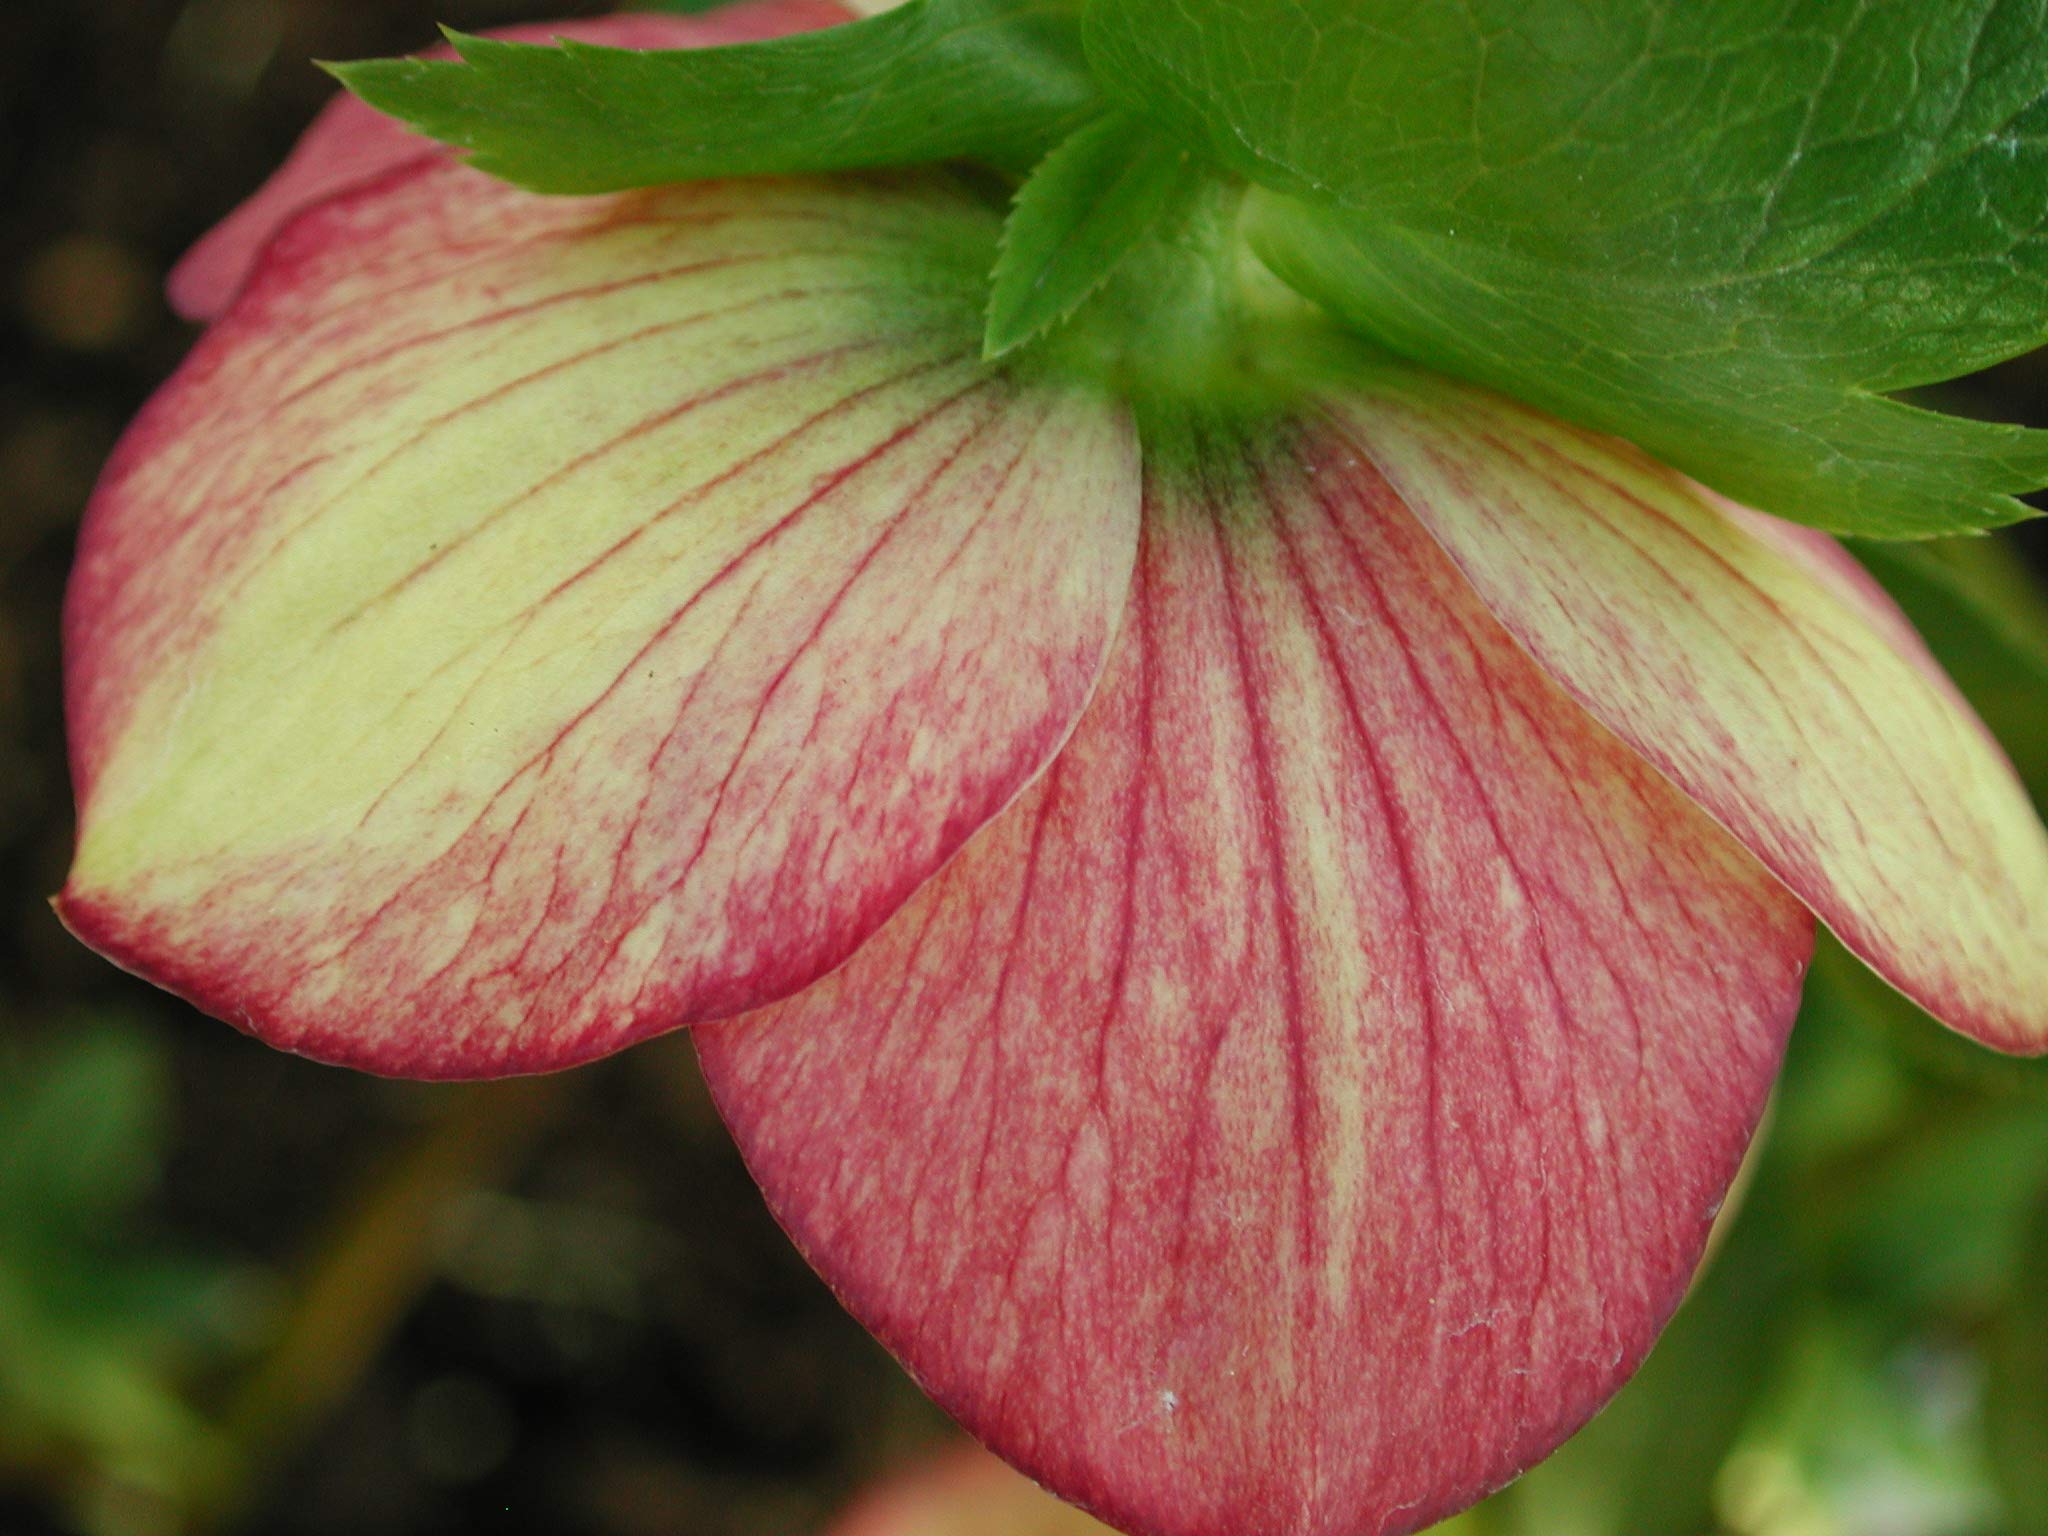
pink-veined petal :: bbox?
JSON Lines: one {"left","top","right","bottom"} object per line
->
{"left": 1328, "top": 373, "right": 2048, "bottom": 1054}
{"left": 828, "top": 1444, "right": 1114, "bottom": 1536}
{"left": 697, "top": 418, "right": 1811, "bottom": 1536}
{"left": 60, "top": 160, "right": 1138, "bottom": 1077}
{"left": 165, "top": 1, "right": 852, "bottom": 322}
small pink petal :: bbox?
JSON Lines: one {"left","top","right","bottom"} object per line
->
{"left": 166, "top": 1, "right": 853, "bottom": 322}
{"left": 62, "top": 161, "right": 1138, "bottom": 1076}
{"left": 828, "top": 1444, "right": 1114, "bottom": 1536}
{"left": 698, "top": 420, "right": 1811, "bottom": 1536}
{"left": 1329, "top": 376, "right": 2048, "bottom": 1054}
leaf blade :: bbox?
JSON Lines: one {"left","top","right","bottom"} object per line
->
{"left": 984, "top": 112, "right": 1202, "bottom": 358}
{"left": 332, "top": 0, "right": 1101, "bottom": 193}
{"left": 1254, "top": 199, "right": 2048, "bottom": 535}
{"left": 1092, "top": 0, "right": 2048, "bottom": 537}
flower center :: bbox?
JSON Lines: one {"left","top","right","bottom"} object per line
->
{"left": 1041, "top": 178, "right": 1349, "bottom": 423}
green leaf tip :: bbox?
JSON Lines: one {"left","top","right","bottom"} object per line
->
{"left": 332, "top": 0, "right": 1102, "bottom": 194}
{"left": 984, "top": 112, "right": 1204, "bottom": 359}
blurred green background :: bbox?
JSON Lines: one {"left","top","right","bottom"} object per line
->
{"left": 2, "top": 4, "right": 2047, "bottom": 1534}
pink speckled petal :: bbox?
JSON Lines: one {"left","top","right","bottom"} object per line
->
{"left": 699, "top": 416, "right": 1810, "bottom": 1536}
{"left": 1330, "top": 373, "right": 2048, "bottom": 1054}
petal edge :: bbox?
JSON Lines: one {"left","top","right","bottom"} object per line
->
{"left": 66, "top": 162, "right": 1139, "bottom": 1076}
{"left": 1331, "top": 375, "right": 2048, "bottom": 1056}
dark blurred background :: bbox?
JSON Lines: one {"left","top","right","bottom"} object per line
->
{"left": 3, "top": 5, "right": 2048, "bottom": 1536}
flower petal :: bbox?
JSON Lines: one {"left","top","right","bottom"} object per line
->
{"left": 165, "top": 1, "right": 851, "bottom": 322}
{"left": 696, "top": 419, "right": 1811, "bottom": 1536}
{"left": 1328, "top": 374, "right": 2048, "bottom": 1054}
{"left": 61, "top": 161, "right": 1139, "bottom": 1077}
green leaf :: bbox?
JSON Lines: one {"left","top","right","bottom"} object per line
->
{"left": 1087, "top": 0, "right": 2048, "bottom": 537}
{"left": 985, "top": 112, "right": 1202, "bottom": 357}
{"left": 332, "top": 0, "right": 1100, "bottom": 193}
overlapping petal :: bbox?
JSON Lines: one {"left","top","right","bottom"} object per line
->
{"left": 1328, "top": 373, "right": 2048, "bottom": 1054}
{"left": 60, "top": 160, "right": 1139, "bottom": 1076}
{"left": 697, "top": 417, "right": 1812, "bottom": 1536}
{"left": 165, "top": 1, "right": 851, "bottom": 322}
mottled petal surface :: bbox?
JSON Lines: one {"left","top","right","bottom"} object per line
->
{"left": 1330, "top": 374, "right": 2048, "bottom": 1053}
{"left": 165, "top": 1, "right": 851, "bottom": 321}
{"left": 698, "top": 419, "right": 1810, "bottom": 1536}
{"left": 62, "top": 161, "right": 1138, "bottom": 1076}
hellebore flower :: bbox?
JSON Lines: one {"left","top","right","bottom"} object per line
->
{"left": 54, "top": 4, "right": 2048, "bottom": 1535}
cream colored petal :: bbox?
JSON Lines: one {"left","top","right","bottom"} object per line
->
{"left": 1330, "top": 373, "right": 2048, "bottom": 1054}
{"left": 63, "top": 162, "right": 1138, "bottom": 1076}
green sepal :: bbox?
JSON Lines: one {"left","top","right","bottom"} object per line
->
{"left": 985, "top": 112, "right": 1204, "bottom": 358}
{"left": 329, "top": 0, "right": 1100, "bottom": 192}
